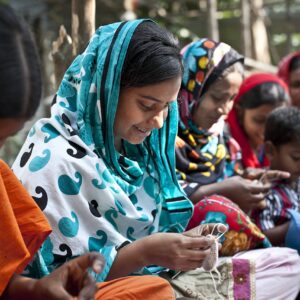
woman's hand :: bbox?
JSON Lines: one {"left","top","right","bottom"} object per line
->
{"left": 243, "top": 167, "right": 290, "bottom": 182}
{"left": 218, "top": 176, "right": 270, "bottom": 213}
{"left": 141, "top": 223, "right": 227, "bottom": 272}
{"left": 2, "top": 252, "right": 104, "bottom": 300}
{"left": 31, "top": 252, "right": 104, "bottom": 300}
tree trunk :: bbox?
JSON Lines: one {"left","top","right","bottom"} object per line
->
{"left": 52, "top": 25, "right": 73, "bottom": 89}
{"left": 72, "top": 0, "right": 95, "bottom": 56}
{"left": 241, "top": 0, "right": 252, "bottom": 58}
{"left": 52, "top": 0, "right": 96, "bottom": 89}
{"left": 251, "top": 0, "right": 271, "bottom": 64}
{"left": 285, "top": 0, "right": 292, "bottom": 55}
{"left": 207, "top": 0, "right": 219, "bottom": 41}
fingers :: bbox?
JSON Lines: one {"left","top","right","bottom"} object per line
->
{"left": 77, "top": 272, "right": 98, "bottom": 300}
{"left": 243, "top": 167, "right": 265, "bottom": 180}
{"left": 73, "top": 252, "right": 105, "bottom": 274}
{"left": 265, "top": 170, "right": 290, "bottom": 181}
{"left": 207, "top": 223, "right": 227, "bottom": 235}
{"left": 249, "top": 181, "right": 271, "bottom": 194}
{"left": 198, "top": 223, "right": 227, "bottom": 236}
{"left": 173, "top": 247, "right": 212, "bottom": 271}
{"left": 183, "top": 235, "right": 214, "bottom": 250}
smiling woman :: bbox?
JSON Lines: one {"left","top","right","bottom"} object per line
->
{"left": 114, "top": 77, "right": 181, "bottom": 150}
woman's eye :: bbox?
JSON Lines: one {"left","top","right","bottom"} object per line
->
{"left": 140, "top": 103, "right": 152, "bottom": 111}
{"left": 212, "top": 95, "right": 222, "bottom": 102}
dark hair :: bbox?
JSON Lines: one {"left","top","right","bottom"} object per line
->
{"left": 289, "top": 55, "right": 300, "bottom": 73}
{"left": 238, "top": 81, "right": 289, "bottom": 109}
{"left": 121, "top": 21, "right": 183, "bottom": 88}
{"left": 265, "top": 106, "right": 300, "bottom": 146}
{"left": 0, "top": 4, "right": 42, "bottom": 118}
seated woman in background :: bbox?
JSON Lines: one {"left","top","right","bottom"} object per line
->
{"left": 175, "top": 39, "right": 282, "bottom": 214}
{"left": 0, "top": 4, "right": 176, "bottom": 300}
{"left": 226, "top": 73, "right": 290, "bottom": 169}
{"left": 12, "top": 19, "right": 300, "bottom": 299}
{"left": 252, "top": 106, "right": 300, "bottom": 253}
{"left": 278, "top": 51, "right": 300, "bottom": 108}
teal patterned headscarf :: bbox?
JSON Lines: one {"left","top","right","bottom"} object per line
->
{"left": 13, "top": 20, "right": 193, "bottom": 280}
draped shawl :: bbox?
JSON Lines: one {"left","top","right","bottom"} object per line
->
{"left": 175, "top": 39, "right": 244, "bottom": 195}
{"left": 227, "top": 73, "right": 289, "bottom": 168}
{"left": 12, "top": 20, "right": 193, "bottom": 280}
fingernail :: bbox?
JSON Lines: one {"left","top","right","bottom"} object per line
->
{"left": 93, "top": 260, "right": 104, "bottom": 273}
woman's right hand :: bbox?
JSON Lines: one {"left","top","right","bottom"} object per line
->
{"left": 141, "top": 223, "right": 226, "bottom": 272}
{"left": 219, "top": 176, "right": 270, "bottom": 213}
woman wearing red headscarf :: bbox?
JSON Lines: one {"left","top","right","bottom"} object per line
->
{"left": 278, "top": 51, "right": 300, "bottom": 107}
{"left": 226, "top": 73, "right": 290, "bottom": 169}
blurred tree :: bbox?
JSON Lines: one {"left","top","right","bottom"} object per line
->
{"left": 2, "top": 0, "right": 300, "bottom": 164}
{"left": 52, "top": 0, "right": 95, "bottom": 88}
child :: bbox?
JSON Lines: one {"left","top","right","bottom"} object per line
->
{"left": 252, "top": 106, "right": 300, "bottom": 252}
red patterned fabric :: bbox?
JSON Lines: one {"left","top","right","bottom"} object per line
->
{"left": 187, "top": 194, "right": 270, "bottom": 256}
{"left": 227, "top": 73, "right": 288, "bottom": 168}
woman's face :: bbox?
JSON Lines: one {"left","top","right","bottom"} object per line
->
{"left": 0, "top": 118, "right": 26, "bottom": 148}
{"left": 114, "top": 76, "right": 181, "bottom": 150}
{"left": 241, "top": 103, "right": 283, "bottom": 149}
{"left": 289, "top": 68, "right": 300, "bottom": 108}
{"left": 192, "top": 71, "right": 243, "bottom": 130}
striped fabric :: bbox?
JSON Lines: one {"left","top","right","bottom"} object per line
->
{"left": 252, "top": 180, "right": 300, "bottom": 231}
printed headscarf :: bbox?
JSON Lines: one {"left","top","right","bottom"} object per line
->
{"left": 12, "top": 20, "right": 193, "bottom": 280}
{"left": 176, "top": 39, "right": 244, "bottom": 194}
{"left": 227, "top": 73, "right": 289, "bottom": 168}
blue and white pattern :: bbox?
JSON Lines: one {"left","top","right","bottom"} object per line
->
{"left": 13, "top": 20, "right": 193, "bottom": 281}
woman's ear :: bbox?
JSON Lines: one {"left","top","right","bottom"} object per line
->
{"left": 264, "top": 140, "right": 276, "bottom": 161}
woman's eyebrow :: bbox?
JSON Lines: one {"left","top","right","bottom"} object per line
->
{"left": 139, "top": 94, "right": 163, "bottom": 103}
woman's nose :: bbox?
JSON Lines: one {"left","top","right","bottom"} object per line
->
{"left": 217, "top": 101, "right": 233, "bottom": 116}
{"left": 149, "top": 110, "right": 165, "bottom": 129}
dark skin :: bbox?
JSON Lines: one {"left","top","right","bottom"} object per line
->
{"left": 259, "top": 140, "right": 300, "bottom": 246}
{"left": 189, "top": 169, "right": 290, "bottom": 213}
{"left": 263, "top": 222, "right": 290, "bottom": 246}
{"left": 106, "top": 223, "right": 227, "bottom": 280}
{"left": 1, "top": 252, "right": 104, "bottom": 300}
{"left": 186, "top": 71, "right": 290, "bottom": 213}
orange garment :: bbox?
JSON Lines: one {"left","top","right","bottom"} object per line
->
{"left": 96, "top": 275, "right": 175, "bottom": 300}
{"left": 0, "top": 160, "right": 52, "bottom": 295}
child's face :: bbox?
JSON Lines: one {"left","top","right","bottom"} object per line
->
{"left": 241, "top": 103, "right": 283, "bottom": 150}
{"left": 268, "top": 141, "right": 300, "bottom": 182}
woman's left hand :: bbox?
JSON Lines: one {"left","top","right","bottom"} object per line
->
{"left": 183, "top": 223, "right": 227, "bottom": 240}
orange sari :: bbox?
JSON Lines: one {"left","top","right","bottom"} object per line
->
{"left": 0, "top": 160, "right": 51, "bottom": 295}
{"left": 96, "top": 275, "right": 175, "bottom": 300}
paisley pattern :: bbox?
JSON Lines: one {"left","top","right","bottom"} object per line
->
{"left": 12, "top": 20, "right": 193, "bottom": 281}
